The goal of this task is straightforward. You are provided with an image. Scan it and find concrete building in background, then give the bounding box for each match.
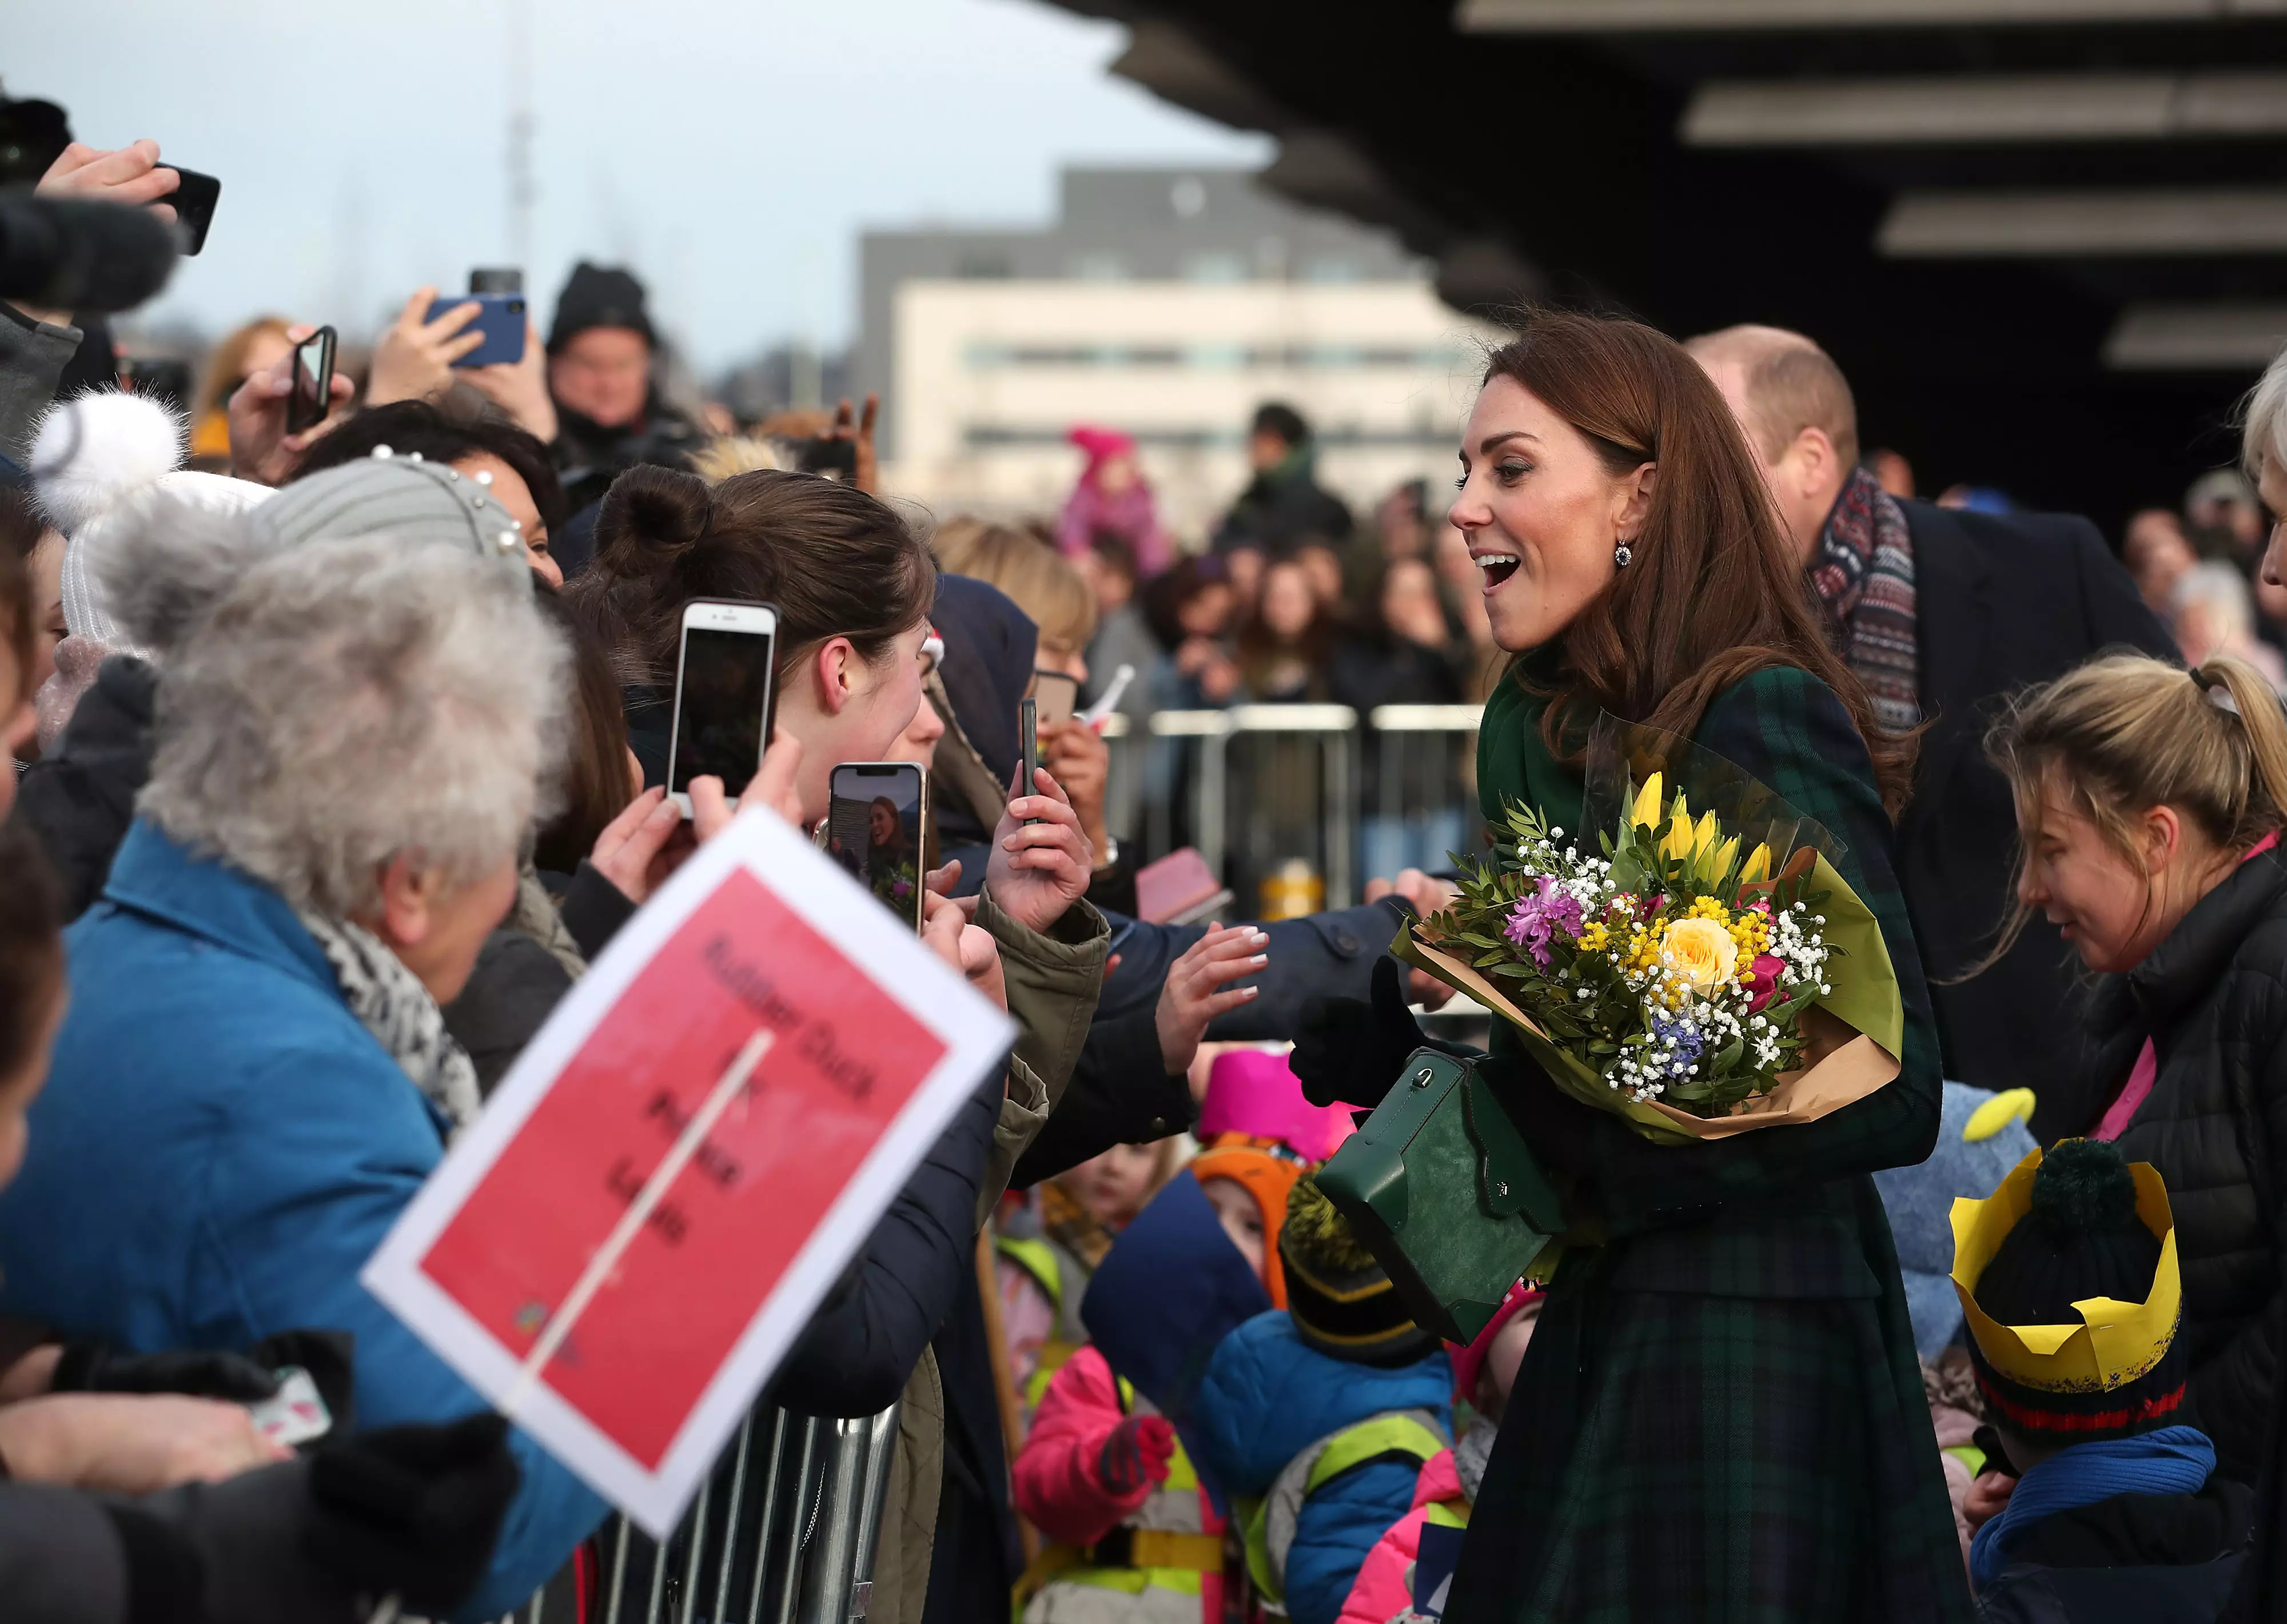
[854,167,1503,540]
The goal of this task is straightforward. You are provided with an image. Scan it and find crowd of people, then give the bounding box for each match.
[2,103,2287,1624]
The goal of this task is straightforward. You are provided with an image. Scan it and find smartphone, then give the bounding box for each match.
[123,356,193,416]
[285,326,336,434]
[166,166,221,256]
[827,763,929,933]
[795,436,859,481]
[666,600,779,816]
[1018,695,1039,825]
[469,266,523,295]
[1032,671,1078,729]
[425,293,527,368]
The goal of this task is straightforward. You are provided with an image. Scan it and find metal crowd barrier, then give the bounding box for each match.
[507,1402,900,1624]
[1130,704,1483,909]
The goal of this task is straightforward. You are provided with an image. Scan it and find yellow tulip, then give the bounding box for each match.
[1739,844,1772,884]
[1708,834,1740,879]
[1692,809,1718,856]
[1629,773,1665,830]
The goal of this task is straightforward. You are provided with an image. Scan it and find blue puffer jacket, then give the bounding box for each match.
[0,822,605,1621]
[1192,1311,1452,1624]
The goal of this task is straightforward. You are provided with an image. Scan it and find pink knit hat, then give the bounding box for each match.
[1448,1280,1544,1406]
[1198,1050,1355,1162]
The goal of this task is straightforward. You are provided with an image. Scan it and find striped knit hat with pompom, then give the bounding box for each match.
[1280,1176,1437,1367]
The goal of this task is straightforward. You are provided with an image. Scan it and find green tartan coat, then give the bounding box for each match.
[1444,664,1974,1624]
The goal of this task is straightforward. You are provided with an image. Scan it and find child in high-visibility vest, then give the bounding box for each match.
[1192,1179,1456,1624]
[1336,1280,1543,1624]
[1010,1144,1296,1624]
[998,1139,1186,1410]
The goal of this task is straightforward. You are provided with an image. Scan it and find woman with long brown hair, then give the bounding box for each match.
[1294,311,1966,1622]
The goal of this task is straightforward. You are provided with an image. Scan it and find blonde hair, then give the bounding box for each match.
[931,516,1097,656]
[1981,652,2287,965]
[196,316,293,414]
[688,436,784,483]
[2242,341,2287,482]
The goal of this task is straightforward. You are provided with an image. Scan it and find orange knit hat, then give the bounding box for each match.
[1188,1134,1313,1308]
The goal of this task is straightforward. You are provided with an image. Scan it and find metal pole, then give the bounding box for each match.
[603,1518,633,1624]
[675,1476,712,1624]
[771,1419,827,1624]
[793,1403,901,1623]
[712,1411,757,1624]
[843,1406,902,1621]
[1329,727,1353,909]
[744,1409,796,1624]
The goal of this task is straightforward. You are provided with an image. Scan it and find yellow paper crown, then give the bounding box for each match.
[1950,1145,2180,1394]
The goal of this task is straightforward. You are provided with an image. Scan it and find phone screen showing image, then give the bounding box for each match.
[670,624,775,797]
[1033,671,1077,729]
[827,764,927,932]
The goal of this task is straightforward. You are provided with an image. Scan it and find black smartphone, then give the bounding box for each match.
[666,599,780,815]
[827,763,929,933]
[796,437,858,481]
[285,326,335,434]
[469,267,524,295]
[166,166,220,256]
[123,357,193,416]
[1018,695,1039,825]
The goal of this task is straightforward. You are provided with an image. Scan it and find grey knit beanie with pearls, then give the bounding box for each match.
[250,447,534,582]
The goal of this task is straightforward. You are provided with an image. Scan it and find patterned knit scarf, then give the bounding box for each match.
[1808,464,1921,733]
[297,910,483,1136]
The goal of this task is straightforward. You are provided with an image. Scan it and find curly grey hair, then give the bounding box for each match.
[140,535,569,917]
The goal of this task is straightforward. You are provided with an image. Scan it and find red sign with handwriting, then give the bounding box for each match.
[363,809,1012,1534]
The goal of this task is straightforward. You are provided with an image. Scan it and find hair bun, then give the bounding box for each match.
[596,464,711,563]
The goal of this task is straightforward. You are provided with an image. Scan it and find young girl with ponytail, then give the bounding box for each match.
[1989,651,2287,1486]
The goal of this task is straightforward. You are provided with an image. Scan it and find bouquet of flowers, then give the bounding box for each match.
[1397,721,1905,1144]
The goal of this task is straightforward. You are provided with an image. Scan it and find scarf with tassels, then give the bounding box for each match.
[297,910,483,1136]
[1809,464,1921,733]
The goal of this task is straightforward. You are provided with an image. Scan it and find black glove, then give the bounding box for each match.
[51,1342,280,1402]
[1292,956,1435,1109]
[303,1412,522,1614]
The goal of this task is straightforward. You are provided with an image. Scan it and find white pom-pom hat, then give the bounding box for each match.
[29,391,271,652]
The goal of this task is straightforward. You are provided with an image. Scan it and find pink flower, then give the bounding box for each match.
[1503,877,1584,969]
[1745,953,1785,1012]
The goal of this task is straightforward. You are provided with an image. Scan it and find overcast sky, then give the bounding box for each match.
[8,0,1270,370]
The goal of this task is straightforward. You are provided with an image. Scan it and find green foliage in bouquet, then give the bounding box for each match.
[1420,772,1844,1118]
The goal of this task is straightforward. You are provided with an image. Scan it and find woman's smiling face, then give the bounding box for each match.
[1448,374,1653,653]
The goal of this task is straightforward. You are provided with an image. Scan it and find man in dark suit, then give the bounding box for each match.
[1690,326,2177,1139]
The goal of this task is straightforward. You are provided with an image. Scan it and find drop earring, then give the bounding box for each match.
[1614,539,1633,568]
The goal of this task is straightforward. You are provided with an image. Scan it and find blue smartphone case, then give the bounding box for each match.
[425,293,527,368]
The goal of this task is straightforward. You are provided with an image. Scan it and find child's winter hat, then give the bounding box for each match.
[1447,1279,1543,1407]
[1280,1176,1437,1367]
[30,391,272,655]
[1952,1140,2184,1446]
[1873,1081,2041,1360]
[1188,1135,1310,1308]
[1198,1048,1356,1162]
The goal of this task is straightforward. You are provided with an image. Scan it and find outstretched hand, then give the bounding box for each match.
[1154,924,1265,1077]
[589,732,806,905]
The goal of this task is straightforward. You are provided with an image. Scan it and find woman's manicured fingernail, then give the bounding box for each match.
[1250,954,1268,967]
[1242,986,1260,999]
[1250,931,1269,945]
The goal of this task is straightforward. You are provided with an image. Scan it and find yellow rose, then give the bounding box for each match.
[1659,916,1739,993]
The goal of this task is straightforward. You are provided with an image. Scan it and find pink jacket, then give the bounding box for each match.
[1014,1346,1145,1545]
[1336,1447,1468,1624]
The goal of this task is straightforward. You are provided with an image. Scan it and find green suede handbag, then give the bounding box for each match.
[1316,1048,1564,1344]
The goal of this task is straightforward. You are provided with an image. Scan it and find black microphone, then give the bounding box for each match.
[0,189,177,314]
